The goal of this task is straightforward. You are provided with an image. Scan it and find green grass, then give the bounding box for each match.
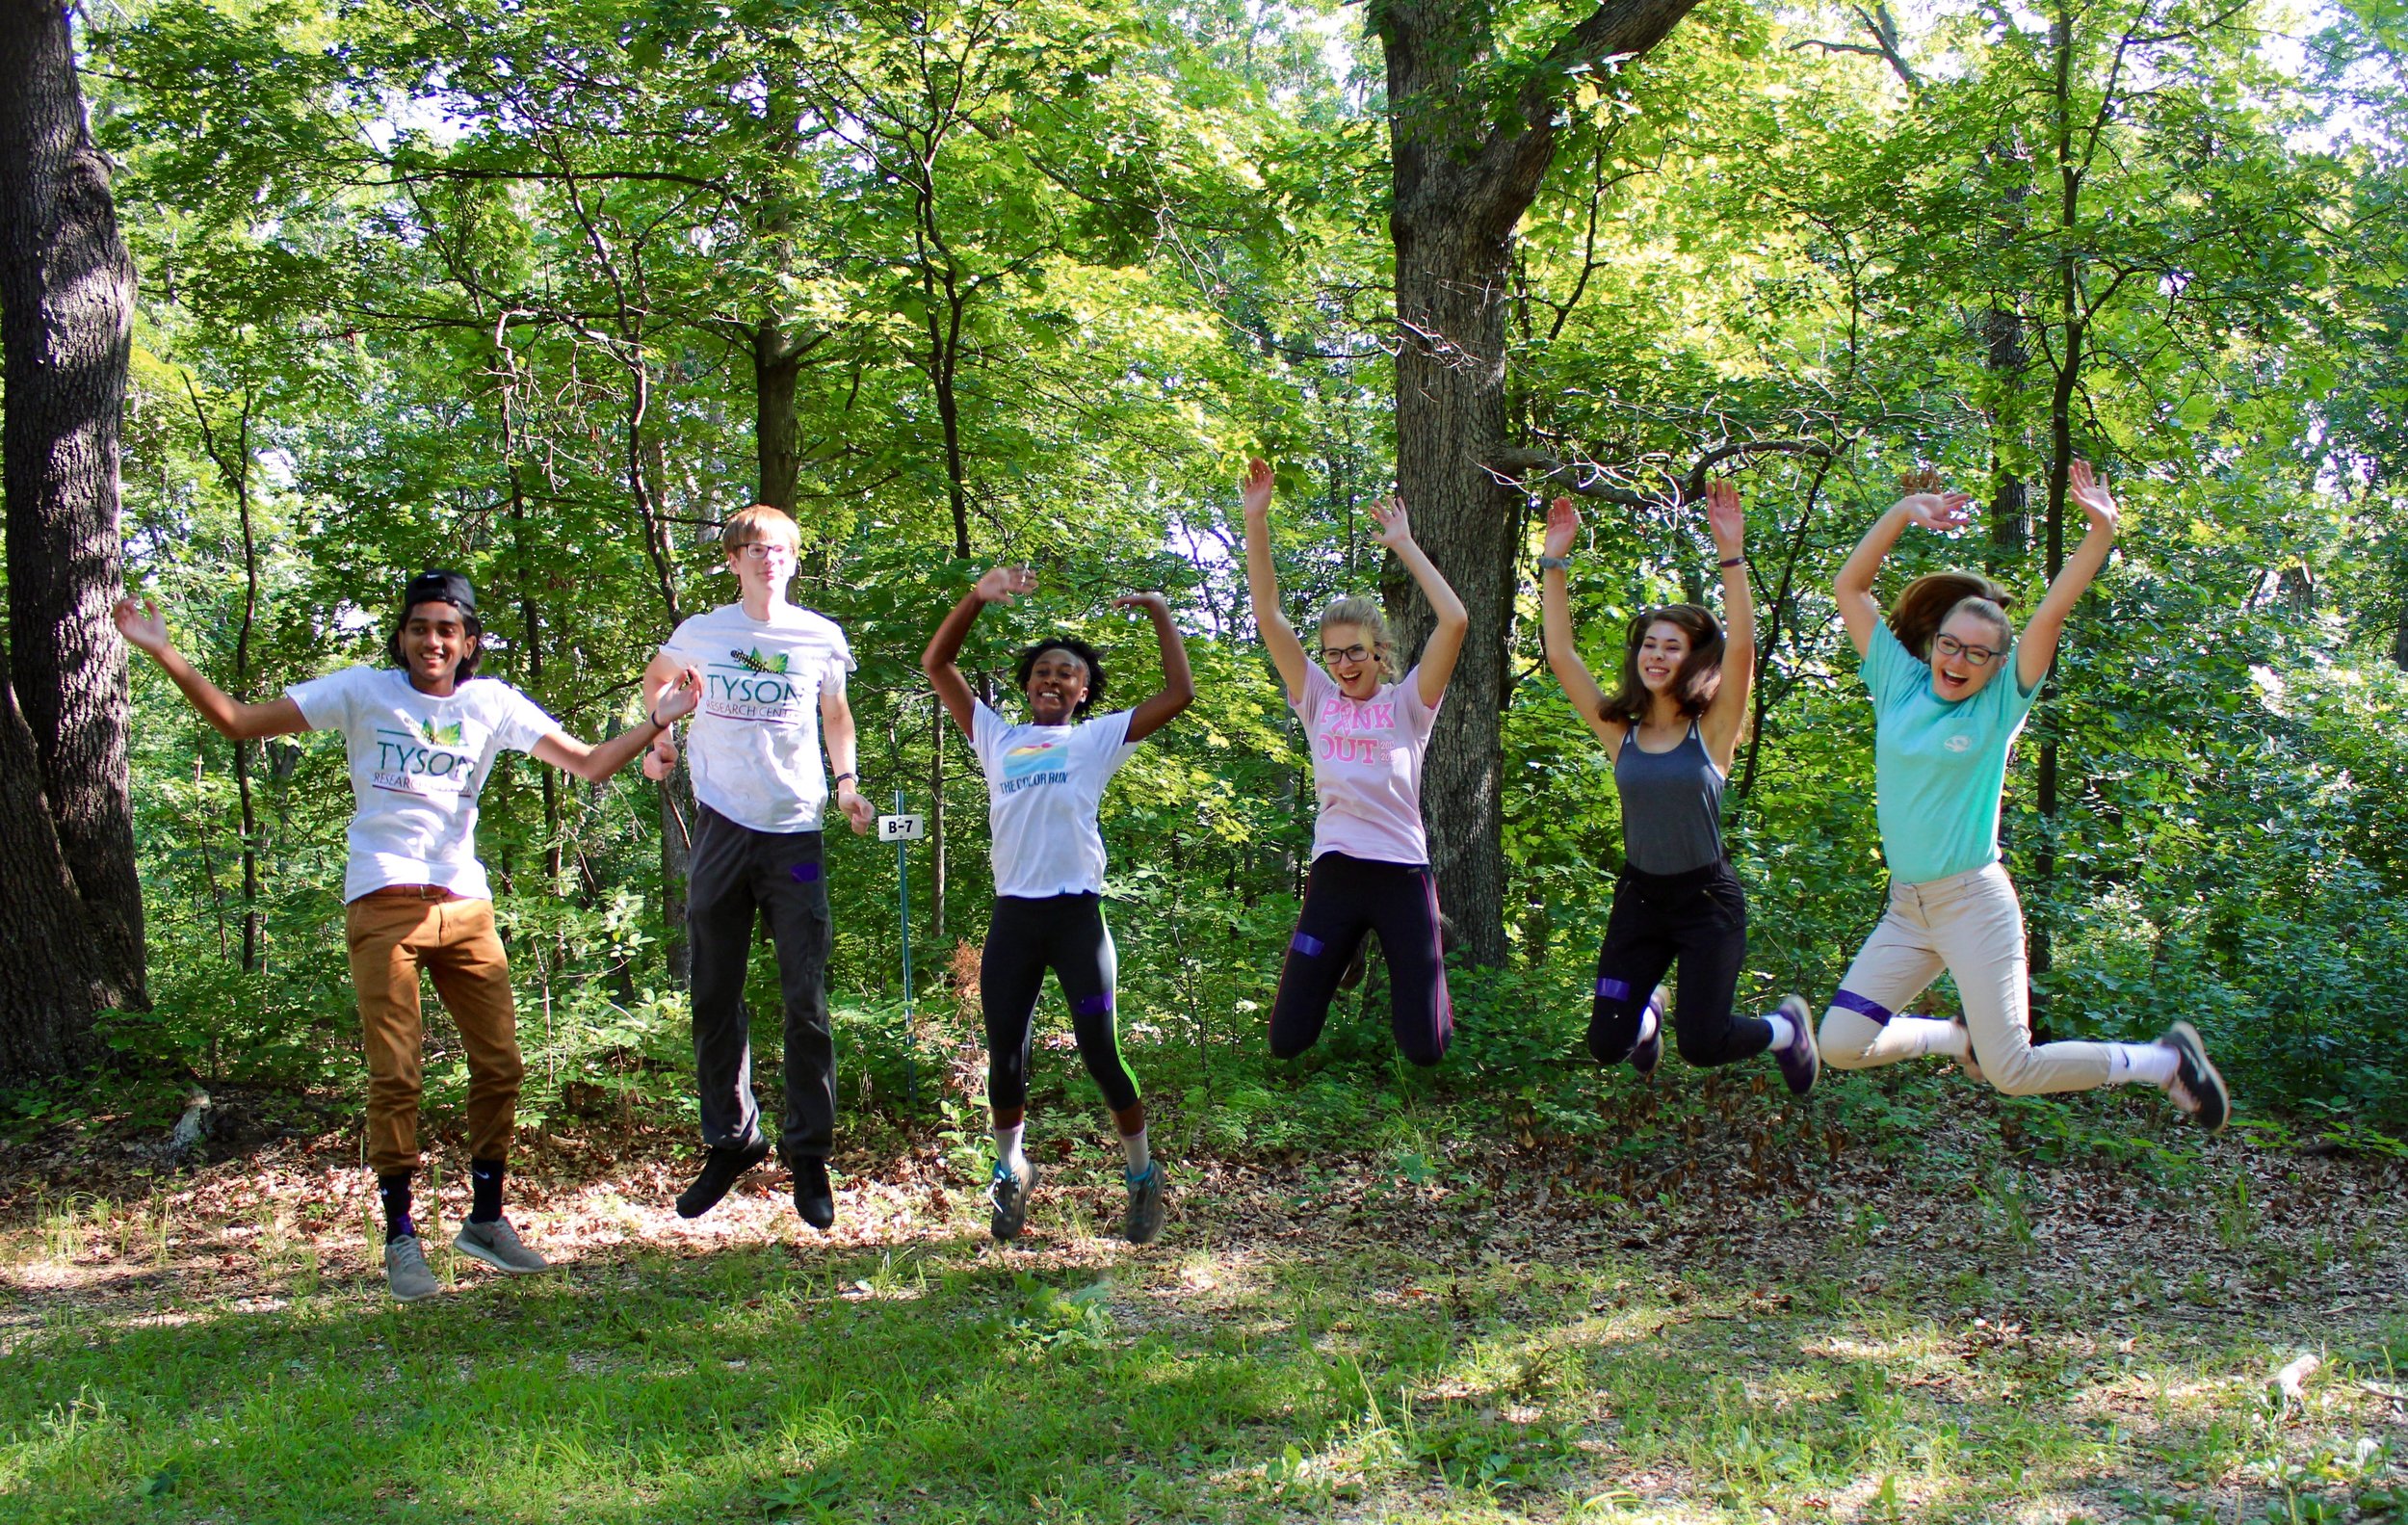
[4,1192,2404,1523]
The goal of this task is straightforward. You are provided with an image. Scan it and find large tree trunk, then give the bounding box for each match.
[1377,0,1703,964]
[0,0,145,1079]
[755,319,803,513]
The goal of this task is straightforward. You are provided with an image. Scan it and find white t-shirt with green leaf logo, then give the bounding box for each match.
[661,603,856,833]
[284,666,560,902]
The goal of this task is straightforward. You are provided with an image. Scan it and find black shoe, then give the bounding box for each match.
[2159,1022,2230,1135]
[1772,994,1820,1098]
[1337,939,1370,992]
[792,1157,835,1230]
[675,1138,771,1219]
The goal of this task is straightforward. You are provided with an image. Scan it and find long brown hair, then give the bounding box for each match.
[1888,572,2014,660]
[1601,605,1724,724]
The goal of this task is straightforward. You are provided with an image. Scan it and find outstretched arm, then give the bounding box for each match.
[113,596,309,740]
[923,566,1032,737]
[2015,459,2119,693]
[531,669,701,782]
[1376,496,1468,709]
[1239,459,1312,703]
[1116,592,1195,742]
[1538,498,1621,750]
[1699,481,1755,772]
[1833,486,1975,657]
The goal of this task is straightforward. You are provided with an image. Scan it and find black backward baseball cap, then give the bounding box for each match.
[401,569,477,618]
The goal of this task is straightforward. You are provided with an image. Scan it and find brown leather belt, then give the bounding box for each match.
[362,883,459,901]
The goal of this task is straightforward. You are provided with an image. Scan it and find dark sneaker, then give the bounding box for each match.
[1337,938,1370,992]
[1950,1016,1986,1084]
[454,1217,549,1275]
[1122,1162,1167,1245]
[988,1156,1039,1244]
[674,1137,766,1219]
[791,1157,835,1230]
[2159,1021,2229,1134]
[1630,986,1668,1080]
[1772,994,1819,1097]
[676,1137,772,1219]
[385,1234,439,1302]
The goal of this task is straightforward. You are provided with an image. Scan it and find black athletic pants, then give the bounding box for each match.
[1268,851,1453,1066]
[688,804,834,1162]
[1588,856,1772,1068]
[982,893,1140,1117]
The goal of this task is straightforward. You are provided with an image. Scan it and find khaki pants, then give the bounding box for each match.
[1819,861,2113,1095]
[345,895,523,1176]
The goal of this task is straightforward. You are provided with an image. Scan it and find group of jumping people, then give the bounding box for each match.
[113,458,2228,1303]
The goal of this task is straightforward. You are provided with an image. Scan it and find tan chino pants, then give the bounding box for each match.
[345,895,523,1176]
[1819,861,2114,1094]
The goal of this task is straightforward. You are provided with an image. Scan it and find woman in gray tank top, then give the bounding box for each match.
[1537,482,1819,1096]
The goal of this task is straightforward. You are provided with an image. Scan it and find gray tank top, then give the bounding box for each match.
[1614,721,1726,875]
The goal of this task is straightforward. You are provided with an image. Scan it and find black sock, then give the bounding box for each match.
[469,1158,505,1223]
[379,1172,416,1243]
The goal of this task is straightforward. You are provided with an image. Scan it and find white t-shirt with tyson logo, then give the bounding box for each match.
[284,666,561,903]
[660,603,856,833]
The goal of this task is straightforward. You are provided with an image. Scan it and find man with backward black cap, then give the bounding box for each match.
[116,570,704,1302]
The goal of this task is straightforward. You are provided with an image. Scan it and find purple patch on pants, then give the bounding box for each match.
[1291,932,1325,958]
[1595,977,1633,1002]
[1072,992,1114,1018]
[790,860,823,883]
[1830,988,1893,1024]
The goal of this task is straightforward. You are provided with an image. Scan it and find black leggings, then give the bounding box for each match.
[982,893,1140,1117]
[1588,857,1771,1067]
[1269,852,1453,1066]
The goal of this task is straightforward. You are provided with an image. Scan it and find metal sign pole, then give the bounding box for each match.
[892,788,918,1106]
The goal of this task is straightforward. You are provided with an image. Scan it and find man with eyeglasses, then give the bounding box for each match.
[641,505,875,1228]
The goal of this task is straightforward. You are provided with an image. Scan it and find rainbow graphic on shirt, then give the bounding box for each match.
[997,737,1069,796]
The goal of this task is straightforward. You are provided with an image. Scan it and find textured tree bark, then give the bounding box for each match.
[1376,0,1704,963]
[0,0,145,1079]
[754,319,803,513]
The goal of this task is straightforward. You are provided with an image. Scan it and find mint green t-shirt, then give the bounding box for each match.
[1862,622,2043,885]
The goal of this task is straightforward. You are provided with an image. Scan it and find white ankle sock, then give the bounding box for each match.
[1636,1004,1660,1044]
[1888,1016,1968,1059]
[1120,1126,1150,1176]
[1763,1012,1796,1049]
[995,1121,1027,1171]
[2107,1042,2179,1088]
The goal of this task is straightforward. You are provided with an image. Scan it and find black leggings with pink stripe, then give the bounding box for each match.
[1268,852,1453,1065]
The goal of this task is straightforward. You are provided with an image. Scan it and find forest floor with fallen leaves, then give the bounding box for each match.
[2,1071,2404,1525]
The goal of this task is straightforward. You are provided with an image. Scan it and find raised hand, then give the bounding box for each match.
[1898,488,1976,534]
[2068,459,2120,535]
[1543,497,1580,560]
[975,565,1037,605]
[1703,480,1744,556]
[1369,494,1414,550]
[112,595,171,656]
[641,735,680,781]
[1113,592,1171,618]
[650,666,704,725]
[1241,459,1273,524]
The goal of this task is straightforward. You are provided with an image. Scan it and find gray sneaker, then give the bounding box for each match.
[454,1217,549,1275]
[988,1157,1039,1244]
[1122,1162,1167,1246]
[385,1234,439,1302]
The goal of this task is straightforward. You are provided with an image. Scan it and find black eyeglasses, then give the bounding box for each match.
[1933,633,2003,667]
[1319,644,1374,665]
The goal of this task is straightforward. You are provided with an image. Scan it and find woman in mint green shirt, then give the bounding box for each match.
[1813,463,2229,1132]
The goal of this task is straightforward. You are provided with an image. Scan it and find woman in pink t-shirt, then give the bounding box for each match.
[1240,460,1469,1064]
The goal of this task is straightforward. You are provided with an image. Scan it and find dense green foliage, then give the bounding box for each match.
[53,0,2408,1142]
